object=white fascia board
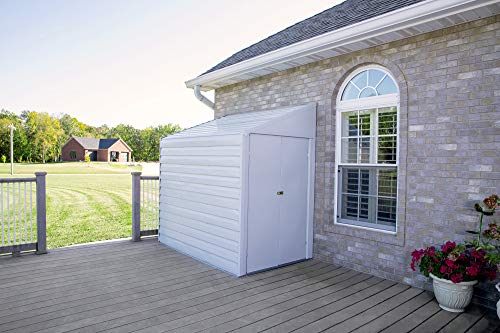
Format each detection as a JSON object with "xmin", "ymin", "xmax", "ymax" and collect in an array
[{"xmin": 185, "ymin": 0, "xmax": 497, "ymax": 90}]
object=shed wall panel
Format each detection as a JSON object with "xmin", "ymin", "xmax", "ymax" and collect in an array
[{"xmin": 159, "ymin": 134, "xmax": 242, "ymax": 275}]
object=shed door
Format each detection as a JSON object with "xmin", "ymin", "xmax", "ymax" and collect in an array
[
  {"xmin": 247, "ymin": 135, "xmax": 281, "ymax": 273},
  {"xmin": 247, "ymin": 134, "xmax": 309, "ymax": 273}
]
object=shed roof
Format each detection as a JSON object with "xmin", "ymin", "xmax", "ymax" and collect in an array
[
  {"xmin": 71, "ymin": 137, "xmax": 130, "ymax": 150},
  {"xmin": 164, "ymin": 104, "xmax": 315, "ymax": 140},
  {"xmin": 204, "ymin": 0, "xmax": 423, "ymax": 74}
]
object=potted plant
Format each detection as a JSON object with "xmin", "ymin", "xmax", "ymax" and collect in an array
[
  {"xmin": 411, "ymin": 194, "xmax": 500, "ymax": 313},
  {"xmin": 411, "ymin": 241, "xmax": 497, "ymax": 312}
]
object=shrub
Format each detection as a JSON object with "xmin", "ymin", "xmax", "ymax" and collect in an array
[{"xmin": 1, "ymin": 155, "xmax": 6, "ymax": 163}]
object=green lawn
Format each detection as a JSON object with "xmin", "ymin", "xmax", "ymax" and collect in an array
[
  {"xmin": 0, "ymin": 162, "xmax": 141, "ymax": 175},
  {"xmin": 0, "ymin": 162, "xmax": 149, "ymax": 249}
]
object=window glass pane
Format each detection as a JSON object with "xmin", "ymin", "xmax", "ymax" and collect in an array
[
  {"xmin": 359, "ymin": 87, "xmax": 377, "ymax": 98},
  {"xmin": 378, "ymin": 169, "xmax": 397, "ymax": 198},
  {"xmin": 376, "ymin": 75, "xmax": 398, "ymax": 95},
  {"xmin": 341, "ymin": 138, "xmax": 358, "ymax": 163},
  {"xmin": 359, "ymin": 111, "xmax": 372, "ymax": 136},
  {"xmin": 342, "ymin": 168, "xmax": 359, "ymax": 194},
  {"xmin": 377, "ymin": 197, "xmax": 397, "ymax": 226},
  {"xmin": 378, "ymin": 108, "xmax": 397, "ymax": 135},
  {"xmin": 378, "ymin": 136, "xmax": 397, "ymax": 164},
  {"xmin": 342, "ymin": 194, "xmax": 359, "ymax": 219},
  {"xmin": 351, "ymin": 70, "xmax": 367, "ymax": 89},
  {"xmin": 368, "ymin": 69, "xmax": 385, "ymax": 87},
  {"xmin": 342, "ymin": 82, "xmax": 359, "ymax": 100},
  {"xmin": 342, "ymin": 111, "xmax": 358, "ymax": 137},
  {"xmin": 359, "ymin": 195, "xmax": 370, "ymax": 221},
  {"xmin": 359, "ymin": 137, "xmax": 371, "ymax": 164},
  {"xmin": 360, "ymin": 169, "xmax": 370, "ymax": 194}
]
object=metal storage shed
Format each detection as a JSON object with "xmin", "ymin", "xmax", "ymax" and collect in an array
[{"xmin": 159, "ymin": 103, "xmax": 316, "ymax": 276}]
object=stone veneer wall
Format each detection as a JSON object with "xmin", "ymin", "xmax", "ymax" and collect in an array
[{"xmin": 214, "ymin": 16, "xmax": 500, "ymax": 307}]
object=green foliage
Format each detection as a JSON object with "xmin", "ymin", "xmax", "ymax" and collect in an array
[
  {"xmin": 0, "ymin": 109, "xmax": 181, "ymax": 162},
  {"xmin": 1, "ymin": 155, "xmax": 5, "ymax": 163}
]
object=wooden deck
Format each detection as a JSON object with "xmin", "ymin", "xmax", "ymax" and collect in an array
[{"xmin": 0, "ymin": 238, "xmax": 498, "ymax": 333}]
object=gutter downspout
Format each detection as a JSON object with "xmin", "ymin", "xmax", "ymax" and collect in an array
[{"xmin": 194, "ymin": 85, "xmax": 214, "ymax": 110}]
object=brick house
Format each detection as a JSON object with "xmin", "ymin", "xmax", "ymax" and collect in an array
[
  {"xmin": 61, "ymin": 137, "xmax": 132, "ymax": 162},
  {"xmin": 183, "ymin": 0, "xmax": 500, "ymax": 306}
]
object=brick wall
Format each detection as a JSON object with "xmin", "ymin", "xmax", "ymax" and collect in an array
[
  {"xmin": 61, "ymin": 138, "xmax": 85, "ymax": 161},
  {"xmin": 214, "ymin": 16, "xmax": 500, "ymax": 307}
]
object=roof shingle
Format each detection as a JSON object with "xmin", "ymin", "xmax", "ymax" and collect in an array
[
  {"xmin": 72, "ymin": 137, "xmax": 122, "ymax": 150},
  {"xmin": 203, "ymin": 0, "xmax": 424, "ymax": 75}
]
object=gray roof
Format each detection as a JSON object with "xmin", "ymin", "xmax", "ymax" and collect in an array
[
  {"xmin": 72, "ymin": 137, "xmax": 125, "ymax": 150},
  {"xmin": 203, "ymin": 0, "xmax": 424, "ymax": 75}
]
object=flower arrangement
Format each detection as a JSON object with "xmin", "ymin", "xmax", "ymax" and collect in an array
[
  {"xmin": 411, "ymin": 194, "xmax": 500, "ymax": 284},
  {"xmin": 411, "ymin": 241, "xmax": 497, "ymax": 283}
]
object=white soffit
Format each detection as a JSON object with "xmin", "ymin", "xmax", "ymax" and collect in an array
[{"xmin": 186, "ymin": 0, "xmax": 500, "ymax": 91}]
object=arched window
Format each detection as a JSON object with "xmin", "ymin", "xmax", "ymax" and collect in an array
[{"xmin": 335, "ymin": 66, "xmax": 399, "ymax": 232}]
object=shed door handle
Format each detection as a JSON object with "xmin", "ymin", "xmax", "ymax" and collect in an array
[{"xmin": 277, "ymin": 191, "xmax": 284, "ymax": 195}]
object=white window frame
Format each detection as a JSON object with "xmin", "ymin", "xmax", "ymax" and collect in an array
[{"xmin": 334, "ymin": 65, "xmax": 400, "ymax": 234}]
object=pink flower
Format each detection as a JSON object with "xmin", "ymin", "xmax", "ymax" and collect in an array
[
  {"xmin": 445, "ymin": 259, "xmax": 455, "ymax": 267},
  {"xmin": 440, "ymin": 265, "xmax": 447, "ymax": 274},
  {"xmin": 466, "ymin": 266, "xmax": 479, "ymax": 277},
  {"xmin": 450, "ymin": 274, "xmax": 463, "ymax": 283},
  {"xmin": 441, "ymin": 241, "xmax": 456, "ymax": 253}
]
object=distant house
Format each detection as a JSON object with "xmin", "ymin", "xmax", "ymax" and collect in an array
[{"xmin": 61, "ymin": 137, "xmax": 132, "ymax": 162}]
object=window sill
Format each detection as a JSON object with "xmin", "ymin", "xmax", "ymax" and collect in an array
[
  {"xmin": 326, "ymin": 220, "xmax": 405, "ymax": 247},
  {"xmin": 336, "ymin": 218, "xmax": 396, "ymax": 234}
]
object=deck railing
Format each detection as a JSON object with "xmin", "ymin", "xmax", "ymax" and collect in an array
[
  {"xmin": 0, "ymin": 172, "xmax": 47, "ymax": 255},
  {"xmin": 131, "ymin": 172, "xmax": 159, "ymax": 241}
]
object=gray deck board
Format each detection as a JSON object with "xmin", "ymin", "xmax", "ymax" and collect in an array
[{"xmin": 0, "ymin": 237, "xmax": 497, "ymax": 333}]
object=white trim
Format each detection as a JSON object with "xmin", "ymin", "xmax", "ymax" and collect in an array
[
  {"xmin": 334, "ymin": 65, "xmax": 400, "ymax": 233},
  {"xmin": 186, "ymin": 0, "xmax": 498, "ymax": 90}
]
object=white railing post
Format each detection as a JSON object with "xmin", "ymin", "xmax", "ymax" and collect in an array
[
  {"xmin": 35, "ymin": 172, "xmax": 47, "ymax": 254},
  {"xmin": 131, "ymin": 172, "xmax": 141, "ymax": 242}
]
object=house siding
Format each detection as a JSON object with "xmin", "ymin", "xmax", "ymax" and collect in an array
[
  {"xmin": 107, "ymin": 140, "xmax": 132, "ymax": 162},
  {"xmin": 213, "ymin": 16, "xmax": 500, "ymax": 307}
]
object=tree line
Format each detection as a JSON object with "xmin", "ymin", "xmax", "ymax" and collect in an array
[{"xmin": 0, "ymin": 109, "xmax": 181, "ymax": 163}]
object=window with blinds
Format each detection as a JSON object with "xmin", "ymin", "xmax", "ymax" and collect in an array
[{"xmin": 336, "ymin": 67, "xmax": 399, "ymax": 232}]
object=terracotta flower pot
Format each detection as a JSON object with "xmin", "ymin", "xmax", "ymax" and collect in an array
[{"xmin": 430, "ymin": 273, "xmax": 477, "ymax": 312}]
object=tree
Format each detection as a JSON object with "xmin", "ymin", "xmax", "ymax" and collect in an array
[{"xmin": 23, "ymin": 111, "xmax": 64, "ymax": 163}]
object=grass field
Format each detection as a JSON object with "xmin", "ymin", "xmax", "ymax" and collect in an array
[
  {"xmin": 0, "ymin": 162, "xmax": 150, "ymax": 249},
  {"xmin": 0, "ymin": 162, "xmax": 141, "ymax": 175}
]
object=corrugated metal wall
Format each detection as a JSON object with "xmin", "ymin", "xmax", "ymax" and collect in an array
[{"xmin": 159, "ymin": 134, "xmax": 242, "ymax": 274}]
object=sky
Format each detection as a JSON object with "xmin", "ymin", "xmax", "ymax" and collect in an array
[{"xmin": 0, "ymin": 0, "xmax": 341, "ymax": 129}]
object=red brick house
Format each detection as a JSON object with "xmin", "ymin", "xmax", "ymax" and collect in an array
[{"xmin": 61, "ymin": 137, "xmax": 132, "ymax": 162}]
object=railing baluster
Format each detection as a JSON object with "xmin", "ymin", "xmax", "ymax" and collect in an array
[
  {"xmin": 1, "ymin": 184, "xmax": 3, "ymax": 247},
  {"xmin": 18, "ymin": 182, "xmax": 21, "ymax": 244},
  {"xmin": 24, "ymin": 182, "xmax": 27, "ymax": 244},
  {"xmin": 7, "ymin": 182, "xmax": 10, "ymax": 245},
  {"xmin": 30, "ymin": 182, "xmax": 33, "ymax": 243},
  {"xmin": 13, "ymin": 181, "xmax": 16, "ymax": 244}
]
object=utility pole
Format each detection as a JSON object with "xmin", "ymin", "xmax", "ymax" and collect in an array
[{"xmin": 8, "ymin": 124, "xmax": 15, "ymax": 175}]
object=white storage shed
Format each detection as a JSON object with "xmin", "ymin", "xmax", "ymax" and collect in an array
[{"xmin": 159, "ymin": 103, "xmax": 316, "ymax": 276}]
